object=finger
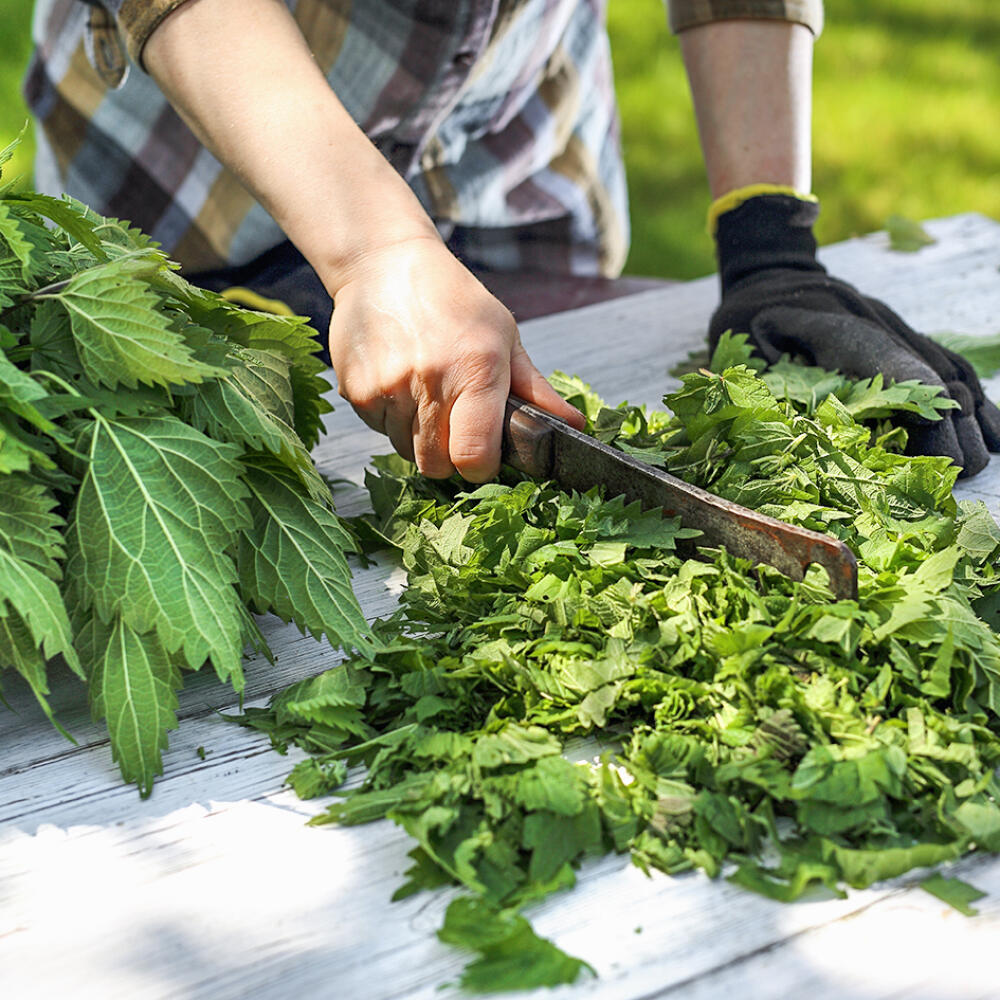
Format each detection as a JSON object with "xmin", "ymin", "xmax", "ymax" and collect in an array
[
  {"xmin": 953, "ymin": 411, "xmax": 990, "ymax": 478},
  {"xmin": 904, "ymin": 416, "xmax": 964, "ymax": 470},
  {"xmin": 936, "ymin": 382, "xmax": 987, "ymax": 476},
  {"xmin": 509, "ymin": 343, "xmax": 586, "ymax": 430},
  {"xmin": 345, "ymin": 394, "xmax": 391, "ymax": 437},
  {"xmin": 383, "ymin": 399, "xmax": 417, "ymax": 464},
  {"xmin": 977, "ymin": 397, "xmax": 1000, "ymax": 452},
  {"xmin": 412, "ymin": 399, "xmax": 457, "ymax": 479},
  {"xmin": 448, "ymin": 377, "xmax": 508, "ymax": 484},
  {"xmin": 755, "ymin": 307, "xmax": 933, "ymax": 382}
]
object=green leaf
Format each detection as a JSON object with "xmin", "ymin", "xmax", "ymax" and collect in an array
[
  {"xmin": 0, "ymin": 201, "xmax": 36, "ymax": 279},
  {"xmin": 0, "ymin": 415, "xmax": 53, "ymax": 473},
  {"xmin": 78, "ymin": 614, "xmax": 183, "ymax": 797},
  {"xmin": 0, "ymin": 127, "xmax": 27, "ymax": 174},
  {"xmin": 838, "ymin": 375, "xmax": 956, "ymax": 422},
  {"xmin": 929, "ymin": 330, "xmax": 1000, "ymax": 380},
  {"xmin": 0, "ymin": 473, "xmax": 64, "ymax": 578},
  {"xmin": 41, "ymin": 256, "xmax": 224, "ymax": 389},
  {"xmin": 286, "ymin": 756, "xmax": 348, "ymax": 798},
  {"xmin": 5, "ymin": 191, "xmax": 108, "ymax": 260},
  {"xmin": 0, "ymin": 348, "xmax": 63, "ymax": 437},
  {"xmin": 0, "ymin": 544, "xmax": 81, "ymax": 678},
  {"xmin": 184, "ymin": 346, "xmax": 330, "ymax": 504},
  {"xmin": 238, "ymin": 458, "xmax": 372, "ymax": 655},
  {"xmin": 886, "ymin": 214, "xmax": 936, "ymax": 252},
  {"xmin": 172, "ymin": 299, "xmax": 332, "ymax": 449},
  {"xmin": 66, "ymin": 414, "xmax": 252, "ymax": 679},
  {"xmin": 0, "ymin": 610, "xmax": 64, "ymax": 729},
  {"xmin": 919, "ymin": 873, "xmax": 986, "ymax": 916},
  {"xmin": 438, "ymin": 897, "xmax": 594, "ymax": 992},
  {"xmin": 709, "ymin": 331, "xmax": 765, "ymax": 373}
]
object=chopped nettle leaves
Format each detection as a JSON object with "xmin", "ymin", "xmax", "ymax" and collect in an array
[
  {"xmin": 0, "ymin": 156, "xmax": 370, "ymax": 796},
  {"xmin": 247, "ymin": 332, "xmax": 1000, "ymax": 991}
]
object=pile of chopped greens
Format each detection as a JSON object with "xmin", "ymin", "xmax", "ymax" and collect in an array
[
  {"xmin": 244, "ymin": 334, "xmax": 1000, "ymax": 992},
  {"xmin": 0, "ymin": 142, "xmax": 369, "ymax": 795}
]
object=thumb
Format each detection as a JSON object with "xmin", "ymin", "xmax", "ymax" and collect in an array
[{"xmin": 509, "ymin": 341, "xmax": 586, "ymax": 430}]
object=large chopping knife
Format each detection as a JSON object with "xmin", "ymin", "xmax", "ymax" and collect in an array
[{"xmin": 501, "ymin": 396, "xmax": 858, "ymax": 601}]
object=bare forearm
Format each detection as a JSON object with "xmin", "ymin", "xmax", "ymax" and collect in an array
[
  {"xmin": 679, "ymin": 20, "xmax": 813, "ymax": 199},
  {"xmin": 143, "ymin": 0, "xmax": 439, "ymax": 294}
]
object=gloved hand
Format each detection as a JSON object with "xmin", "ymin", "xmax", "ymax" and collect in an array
[{"xmin": 709, "ymin": 191, "xmax": 1000, "ymax": 477}]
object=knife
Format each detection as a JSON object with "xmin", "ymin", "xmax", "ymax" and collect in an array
[{"xmin": 501, "ymin": 396, "xmax": 858, "ymax": 601}]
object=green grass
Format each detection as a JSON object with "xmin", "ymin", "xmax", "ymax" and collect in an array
[
  {"xmin": 609, "ymin": 0, "xmax": 1000, "ymax": 278},
  {"xmin": 1, "ymin": 4, "xmax": 34, "ymax": 188},
  {"xmin": 3, "ymin": 2, "xmax": 998, "ymax": 279}
]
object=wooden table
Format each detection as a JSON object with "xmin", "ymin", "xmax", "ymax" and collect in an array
[{"xmin": 4, "ymin": 214, "xmax": 1000, "ymax": 1000}]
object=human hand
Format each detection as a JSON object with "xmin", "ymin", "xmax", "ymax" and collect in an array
[
  {"xmin": 709, "ymin": 194, "xmax": 1000, "ymax": 476},
  {"xmin": 328, "ymin": 236, "xmax": 585, "ymax": 482}
]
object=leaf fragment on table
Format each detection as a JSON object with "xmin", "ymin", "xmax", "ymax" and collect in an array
[
  {"xmin": 919, "ymin": 873, "xmax": 987, "ymax": 916},
  {"xmin": 438, "ymin": 897, "xmax": 594, "ymax": 992},
  {"xmin": 929, "ymin": 330, "xmax": 1000, "ymax": 380},
  {"xmin": 886, "ymin": 214, "xmax": 936, "ymax": 252}
]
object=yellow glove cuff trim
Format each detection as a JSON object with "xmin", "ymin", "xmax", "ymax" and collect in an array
[
  {"xmin": 707, "ymin": 184, "xmax": 818, "ymax": 236},
  {"xmin": 220, "ymin": 286, "xmax": 296, "ymax": 317}
]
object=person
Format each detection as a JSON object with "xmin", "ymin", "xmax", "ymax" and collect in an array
[{"xmin": 24, "ymin": 0, "xmax": 1000, "ymax": 483}]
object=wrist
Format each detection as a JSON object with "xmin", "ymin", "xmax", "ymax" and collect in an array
[
  {"xmin": 293, "ymin": 161, "xmax": 443, "ymax": 300},
  {"xmin": 714, "ymin": 192, "xmax": 823, "ymax": 292},
  {"xmin": 707, "ymin": 184, "xmax": 816, "ymax": 236}
]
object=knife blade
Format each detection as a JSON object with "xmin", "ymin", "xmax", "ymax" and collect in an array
[{"xmin": 501, "ymin": 395, "xmax": 858, "ymax": 601}]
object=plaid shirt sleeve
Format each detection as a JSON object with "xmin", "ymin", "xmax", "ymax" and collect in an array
[
  {"xmin": 80, "ymin": 0, "xmax": 189, "ymax": 66},
  {"xmin": 667, "ymin": 0, "xmax": 823, "ymax": 36},
  {"xmin": 26, "ymin": 0, "xmax": 822, "ymax": 283}
]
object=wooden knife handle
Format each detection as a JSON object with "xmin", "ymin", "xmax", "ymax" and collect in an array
[{"xmin": 502, "ymin": 395, "xmax": 556, "ymax": 478}]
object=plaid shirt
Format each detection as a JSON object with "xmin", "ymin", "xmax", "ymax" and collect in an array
[{"xmin": 24, "ymin": 0, "xmax": 822, "ymax": 278}]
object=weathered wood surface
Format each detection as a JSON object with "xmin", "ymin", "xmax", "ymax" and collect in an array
[{"xmin": 3, "ymin": 213, "xmax": 1000, "ymax": 1000}]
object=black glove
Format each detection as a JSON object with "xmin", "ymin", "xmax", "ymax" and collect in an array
[{"xmin": 709, "ymin": 193, "xmax": 1000, "ymax": 477}]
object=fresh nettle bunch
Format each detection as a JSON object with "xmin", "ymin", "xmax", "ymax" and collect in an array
[
  {"xmin": 245, "ymin": 335, "xmax": 1000, "ymax": 991},
  {"xmin": 0, "ymin": 138, "xmax": 370, "ymax": 795}
]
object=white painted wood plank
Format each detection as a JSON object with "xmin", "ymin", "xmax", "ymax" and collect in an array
[{"xmin": 4, "ymin": 213, "xmax": 1000, "ymax": 1000}]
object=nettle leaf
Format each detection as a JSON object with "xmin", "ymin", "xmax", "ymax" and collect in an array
[
  {"xmin": 930, "ymin": 330, "xmax": 1000, "ymax": 380},
  {"xmin": 238, "ymin": 457, "xmax": 372, "ymax": 655},
  {"xmin": 0, "ymin": 543, "xmax": 81, "ymax": 678},
  {"xmin": 160, "ymin": 290, "xmax": 332, "ymax": 450},
  {"xmin": 183, "ymin": 346, "xmax": 329, "ymax": 504},
  {"xmin": 0, "ymin": 473, "xmax": 64, "ymax": 578},
  {"xmin": 0, "ymin": 609, "xmax": 72, "ymax": 732},
  {"xmin": 66, "ymin": 414, "xmax": 252, "ymax": 680},
  {"xmin": 286, "ymin": 756, "xmax": 348, "ymax": 799},
  {"xmin": 838, "ymin": 375, "xmax": 956, "ymax": 422},
  {"xmin": 0, "ymin": 348, "xmax": 62, "ymax": 435},
  {"xmin": 78, "ymin": 614, "xmax": 183, "ymax": 797},
  {"xmin": 4, "ymin": 191, "xmax": 108, "ymax": 261},
  {"xmin": 0, "ymin": 178, "xmax": 369, "ymax": 797},
  {"xmin": 885, "ymin": 214, "xmax": 935, "ymax": 253},
  {"xmin": 920, "ymin": 873, "xmax": 987, "ymax": 916},
  {"xmin": 0, "ymin": 200, "xmax": 36, "ymax": 280},
  {"xmin": 438, "ymin": 897, "xmax": 593, "ymax": 992},
  {"xmin": 40, "ymin": 255, "xmax": 225, "ymax": 390},
  {"xmin": 247, "ymin": 316, "xmax": 332, "ymax": 451},
  {"xmin": 0, "ymin": 415, "xmax": 55, "ymax": 473}
]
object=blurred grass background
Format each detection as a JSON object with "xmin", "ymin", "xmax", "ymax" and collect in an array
[{"xmin": 3, "ymin": 1, "xmax": 998, "ymax": 279}]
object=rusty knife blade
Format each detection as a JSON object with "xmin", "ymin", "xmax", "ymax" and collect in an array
[{"xmin": 502, "ymin": 396, "xmax": 858, "ymax": 601}]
